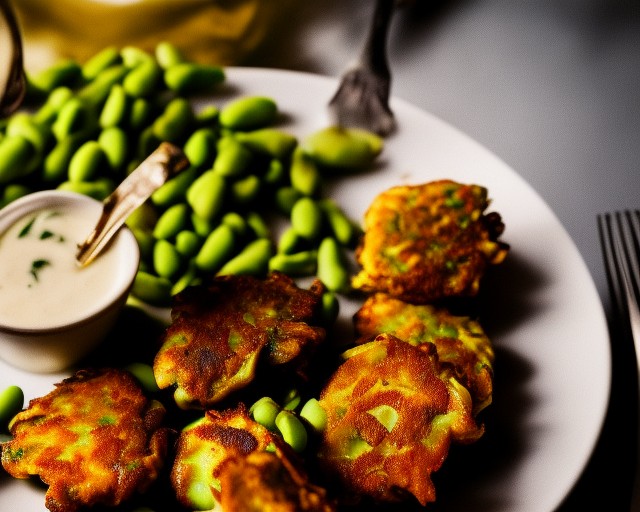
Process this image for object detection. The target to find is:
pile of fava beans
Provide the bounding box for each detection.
[0,42,384,309]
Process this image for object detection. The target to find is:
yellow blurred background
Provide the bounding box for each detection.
[12,0,294,71]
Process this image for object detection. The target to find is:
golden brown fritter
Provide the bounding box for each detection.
[0,368,169,512]
[317,334,482,506]
[171,404,309,510]
[354,293,494,413]
[352,180,509,303]
[219,450,336,512]
[154,272,326,409]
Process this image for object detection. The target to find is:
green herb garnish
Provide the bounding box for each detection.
[18,216,37,238]
[29,259,51,282]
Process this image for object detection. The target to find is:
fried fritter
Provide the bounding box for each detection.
[317,334,482,506]
[0,368,169,512]
[354,293,494,413]
[153,272,326,409]
[171,404,316,510]
[219,450,336,512]
[352,180,509,303]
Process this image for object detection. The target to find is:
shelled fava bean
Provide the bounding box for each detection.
[0,42,383,309]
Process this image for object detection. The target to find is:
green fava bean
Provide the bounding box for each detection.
[291,197,323,240]
[132,270,172,306]
[151,165,199,207]
[212,136,252,177]
[289,148,321,197]
[77,64,129,108]
[268,250,317,276]
[43,133,83,183]
[82,46,121,80]
[195,224,236,272]
[120,46,154,68]
[274,186,302,215]
[126,201,158,232]
[217,238,273,277]
[131,228,155,261]
[0,385,24,427]
[0,135,35,184]
[275,410,307,453]
[319,198,359,247]
[302,126,383,169]
[320,291,340,325]
[246,211,271,239]
[249,397,280,431]
[30,59,81,93]
[129,97,153,132]
[234,128,297,159]
[186,170,226,221]
[190,213,215,238]
[99,84,129,128]
[125,363,160,393]
[299,398,327,433]
[196,104,219,126]
[98,127,128,171]
[263,158,285,185]
[171,262,199,296]
[153,203,190,239]
[68,141,106,183]
[6,113,49,154]
[221,212,248,236]
[57,178,114,200]
[317,237,351,293]
[232,175,261,205]
[51,98,93,141]
[153,239,183,279]
[219,96,277,131]
[175,230,201,257]
[164,63,225,95]
[183,128,216,168]
[277,226,304,255]
[155,41,186,69]
[1,184,31,208]
[33,86,73,125]
[153,98,194,143]
[123,60,162,98]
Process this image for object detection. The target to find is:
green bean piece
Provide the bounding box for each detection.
[98,126,128,171]
[316,237,351,293]
[195,104,219,126]
[0,135,35,184]
[132,270,173,306]
[246,211,271,239]
[290,197,323,240]
[126,201,159,232]
[57,177,114,200]
[302,125,383,170]
[289,147,321,197]
[277,226,305,255]
[231,174,261,205]
[219,96,277,131]
[183,128,216,168]
[274,186,302,215]
[221,212,248,237]
[33,86,73,125]
[123,59,162,98]
[29,59,82,94]
[186,170,226,221]
[6,112,49,154]
[131,228,155,261]
[0,385,24,429]
[155,41,186,69]
[263,158,285,185]
[136,126,161,160]
[120,46,154,68]
[77,64,129,108]
[164,63,225,95]
[175,230,202,257]
[190,212,215,238]
[249,397,280,431]
[151,165,199,207]
[153,239,183,279]
[212,136,252,177]
[299,398,327,433]
[171,261,199,296]
[217,238,273,277]
[319,198,359,247]
[82,46,121,80]
[320,291,340,325]
[51,97,93,141]
[234,128,297,159]
[125,363,160,393]
[153,203,190,240]
[42,133,82,183]
[0,184,31,208]
[268,251,317,276]
[68,141,106,183]
[275,410,307,453]
[152,97,195,144]
[194,224,236,273]
[99,84,129,128]
[129,97,153,132]
[282,389,301,411]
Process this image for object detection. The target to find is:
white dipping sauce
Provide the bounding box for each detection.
[0,202,122,329]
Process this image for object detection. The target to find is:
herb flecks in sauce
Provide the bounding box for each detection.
[29,259,51,283]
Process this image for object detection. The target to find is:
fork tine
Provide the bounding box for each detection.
[618,210,640,306]
[598,212,626,322]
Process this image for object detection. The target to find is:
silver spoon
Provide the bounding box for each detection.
[76,142,189,266]
[0,0,26,117]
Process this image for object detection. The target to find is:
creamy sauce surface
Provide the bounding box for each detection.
[0,204,122,329]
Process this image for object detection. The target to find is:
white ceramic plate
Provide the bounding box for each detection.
[0,68,610,512]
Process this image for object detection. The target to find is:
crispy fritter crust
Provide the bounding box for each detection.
[0,369,169,512]
[153,272,326,409]
[354,293,494,413]
[317,334,482,506]
[352,180,509,303]
[219,450,336,512]
[173,405,335,511]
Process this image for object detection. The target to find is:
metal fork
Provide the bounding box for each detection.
[328,0,396,136]
[597,210,640,510]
